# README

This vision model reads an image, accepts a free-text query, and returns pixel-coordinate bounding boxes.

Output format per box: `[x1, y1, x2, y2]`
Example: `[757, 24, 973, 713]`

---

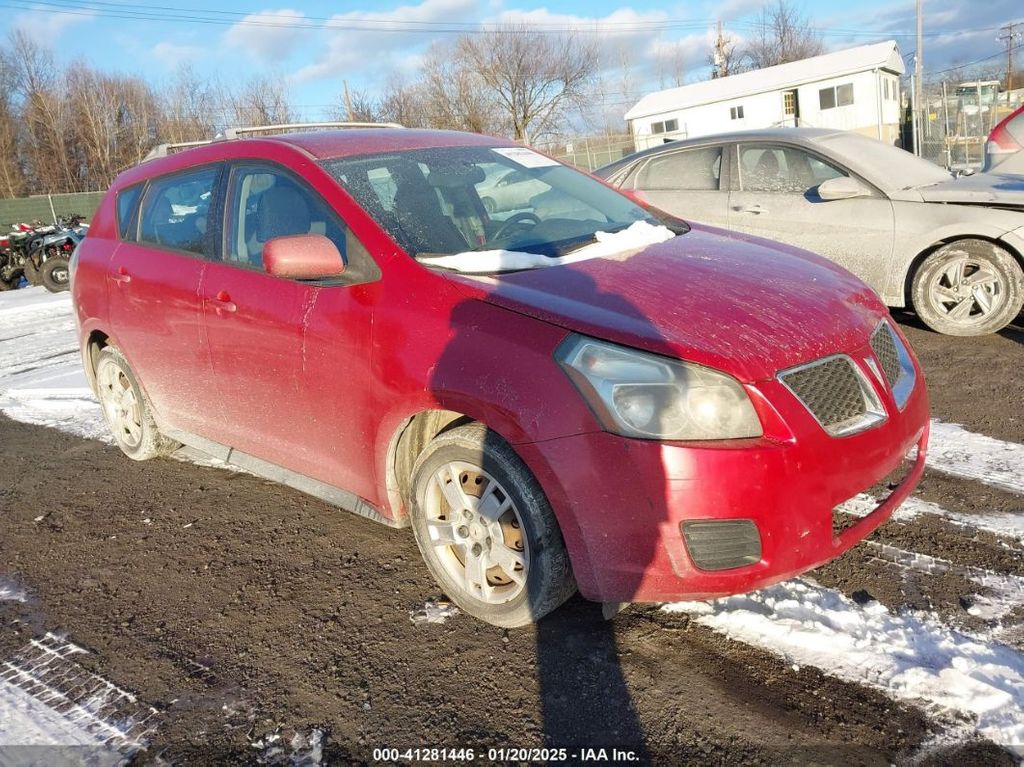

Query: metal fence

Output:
[0, 191, 104, 226]
[535, 134, 636, 172]
[914, 84, 1023, 170]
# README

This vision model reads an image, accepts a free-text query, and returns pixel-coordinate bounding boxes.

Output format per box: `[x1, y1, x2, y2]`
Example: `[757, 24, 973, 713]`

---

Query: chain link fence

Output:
[914, 82, 1023, 170]
[535, 134, 636, 172]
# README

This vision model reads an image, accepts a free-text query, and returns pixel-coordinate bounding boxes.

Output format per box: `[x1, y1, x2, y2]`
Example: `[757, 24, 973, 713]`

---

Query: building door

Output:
[783, 90, 799, 127]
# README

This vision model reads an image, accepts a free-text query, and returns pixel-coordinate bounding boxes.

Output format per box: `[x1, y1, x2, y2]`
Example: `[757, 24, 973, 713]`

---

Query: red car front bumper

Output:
[517, 352, 930, 604]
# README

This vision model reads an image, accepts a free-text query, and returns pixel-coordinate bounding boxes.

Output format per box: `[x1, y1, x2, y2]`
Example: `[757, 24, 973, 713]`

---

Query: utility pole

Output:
[343, 80, 354, 121]
[999, 22, 1022, 92]
[713, 20, 727, 79]
[912, 0, 923, 156]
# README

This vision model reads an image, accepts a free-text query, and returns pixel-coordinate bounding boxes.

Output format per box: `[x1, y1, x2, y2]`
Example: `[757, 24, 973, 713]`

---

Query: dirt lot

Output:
[0, 306, 1022, 764]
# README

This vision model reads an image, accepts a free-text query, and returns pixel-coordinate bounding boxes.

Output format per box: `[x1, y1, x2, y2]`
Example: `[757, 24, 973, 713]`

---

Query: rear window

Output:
[117, 184, 143, 240]
[138, 166, 220, 257]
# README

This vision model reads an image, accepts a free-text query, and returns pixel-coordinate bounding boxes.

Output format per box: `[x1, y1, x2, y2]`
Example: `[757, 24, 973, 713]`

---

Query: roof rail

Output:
[143, 121, 404, 162]
[218, 121, 405, 139]
[144, 138, 218, 161]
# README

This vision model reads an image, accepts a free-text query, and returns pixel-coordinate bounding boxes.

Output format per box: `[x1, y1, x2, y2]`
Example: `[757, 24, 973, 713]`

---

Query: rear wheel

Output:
[22, 257, 40, 286]
[911, 239, 1024, 336]
[94, 347, 178, 460]
[408, 423, 576, 627]
[40, 257, 70, 292]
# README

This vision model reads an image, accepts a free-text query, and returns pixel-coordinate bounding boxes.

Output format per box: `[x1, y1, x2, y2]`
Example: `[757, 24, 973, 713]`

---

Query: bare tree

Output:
[377, 76, 429, 128]
[0, 51, 22, 197]
[419, 43, 503, 134]
[743, 0, 824, 70]
[227, 74, 294, 127]
[158, 65, 222, 143]
[329, 86, 379, 123]
[708, 27, 744, 78]
[454, 25, 598, 143]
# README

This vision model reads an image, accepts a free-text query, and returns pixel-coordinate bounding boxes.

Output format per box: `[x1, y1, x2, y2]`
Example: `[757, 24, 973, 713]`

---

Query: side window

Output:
[138, 167, 219, 256]
[223, 164, 379, 284]
[117, 184, 143, 240]
[636, 146, 722, 191]
[739, 144, 847, 194]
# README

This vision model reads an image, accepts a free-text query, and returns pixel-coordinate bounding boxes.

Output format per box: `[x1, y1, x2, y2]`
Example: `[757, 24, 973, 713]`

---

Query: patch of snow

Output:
[418, 220, 675, 273]
[664, 580, 1024, 754]
[410, 597, 459, 625]
[928, 420, 1024, 496]
[839, 492, 1024, 546]
[0, 578, 27, 603]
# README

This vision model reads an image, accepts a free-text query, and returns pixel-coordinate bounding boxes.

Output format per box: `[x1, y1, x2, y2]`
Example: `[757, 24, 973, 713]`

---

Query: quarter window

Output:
[138, 166, 219, 257]
[116, 183, 143, 240]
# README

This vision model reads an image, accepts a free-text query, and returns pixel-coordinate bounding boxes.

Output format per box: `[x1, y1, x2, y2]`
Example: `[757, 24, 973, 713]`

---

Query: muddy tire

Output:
[22, 257, 40, 286]
[0, 275, 18, 291]
[94, 346, 178, 461]
[911, 239, 1024, 336]
[40, 257, 70, 293]
[408, 422, 576, 628]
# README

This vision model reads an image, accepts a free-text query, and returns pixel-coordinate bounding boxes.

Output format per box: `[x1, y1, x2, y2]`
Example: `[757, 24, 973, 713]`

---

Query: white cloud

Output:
[224, 8, 311, 64]
[13, 6, 97, 38]
[292, 0, 480, 84]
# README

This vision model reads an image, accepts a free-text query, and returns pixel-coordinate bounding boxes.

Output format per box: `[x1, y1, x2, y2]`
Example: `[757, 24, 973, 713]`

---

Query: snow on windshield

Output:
[417, 220, 676, 274]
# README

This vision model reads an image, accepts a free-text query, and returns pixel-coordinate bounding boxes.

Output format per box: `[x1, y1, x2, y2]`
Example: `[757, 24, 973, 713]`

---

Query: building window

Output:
[884, 79, 890, 100]
[783, 91, 796, 116]
[730, 105, 745, 120]
[819, 83, 854, 110]
[650, 118, 679, 134]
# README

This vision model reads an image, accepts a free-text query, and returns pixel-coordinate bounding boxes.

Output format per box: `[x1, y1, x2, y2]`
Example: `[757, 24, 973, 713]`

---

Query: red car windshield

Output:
[321, 146, 683, 262]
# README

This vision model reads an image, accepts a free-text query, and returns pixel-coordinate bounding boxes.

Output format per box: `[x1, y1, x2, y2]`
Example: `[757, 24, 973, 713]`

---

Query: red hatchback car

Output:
[71, 126, 929, 627]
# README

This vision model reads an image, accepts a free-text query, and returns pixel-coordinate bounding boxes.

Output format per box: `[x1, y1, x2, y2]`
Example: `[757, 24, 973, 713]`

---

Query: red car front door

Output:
[200, 162, 381, 498]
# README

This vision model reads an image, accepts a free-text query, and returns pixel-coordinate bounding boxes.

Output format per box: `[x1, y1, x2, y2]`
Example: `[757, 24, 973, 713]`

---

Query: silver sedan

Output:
[595, 128, 1024, 336]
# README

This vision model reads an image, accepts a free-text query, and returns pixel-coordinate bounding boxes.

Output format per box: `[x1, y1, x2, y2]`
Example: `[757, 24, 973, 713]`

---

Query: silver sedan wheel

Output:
[926, 256, 1006, 325]
[421, 460, 529, 605]
[96, 358, 143, 449]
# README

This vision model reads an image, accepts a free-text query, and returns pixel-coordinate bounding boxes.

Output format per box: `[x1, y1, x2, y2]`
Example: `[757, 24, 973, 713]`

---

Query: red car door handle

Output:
[110, 266, 131, 284]
[209, 290, 237, 314]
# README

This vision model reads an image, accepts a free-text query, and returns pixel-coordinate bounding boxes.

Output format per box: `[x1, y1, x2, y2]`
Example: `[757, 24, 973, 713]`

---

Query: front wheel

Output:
[40, 257, 70, 292]
[911, 239, 1024, 336]
[409, 423, 576, 628]
[94, 347, 178, 460]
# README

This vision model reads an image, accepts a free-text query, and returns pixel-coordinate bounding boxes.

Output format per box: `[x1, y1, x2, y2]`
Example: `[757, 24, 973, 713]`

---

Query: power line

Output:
[928, 41, 1024, 76]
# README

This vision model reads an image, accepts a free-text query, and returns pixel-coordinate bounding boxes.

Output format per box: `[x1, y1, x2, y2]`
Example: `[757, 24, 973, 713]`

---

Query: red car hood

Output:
[441, 224, 886, 383]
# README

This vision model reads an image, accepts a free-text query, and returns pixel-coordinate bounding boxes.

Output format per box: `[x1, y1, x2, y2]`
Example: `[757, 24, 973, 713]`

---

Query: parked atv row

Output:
[0, 215, 87, 293]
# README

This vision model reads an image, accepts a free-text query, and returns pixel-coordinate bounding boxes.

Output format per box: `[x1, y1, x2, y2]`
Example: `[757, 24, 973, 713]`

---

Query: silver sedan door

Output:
[625, 144, 730, 228]
[727, 142, 897, 296]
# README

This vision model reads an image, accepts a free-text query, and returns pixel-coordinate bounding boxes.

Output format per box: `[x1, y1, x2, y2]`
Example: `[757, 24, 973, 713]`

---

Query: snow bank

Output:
[665, 580, 1024, 754]
[418, 220, 675, 273]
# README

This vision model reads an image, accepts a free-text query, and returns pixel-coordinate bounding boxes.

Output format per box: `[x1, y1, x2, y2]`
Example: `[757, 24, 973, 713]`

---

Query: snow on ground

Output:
[664, 580, 1024, 755]
[928, 420, 1024, 496]
[840, 493, 1024, 546]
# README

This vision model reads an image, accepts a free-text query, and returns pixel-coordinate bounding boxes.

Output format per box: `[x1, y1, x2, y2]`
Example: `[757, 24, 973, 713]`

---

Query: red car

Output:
[70, 126, 929, 627]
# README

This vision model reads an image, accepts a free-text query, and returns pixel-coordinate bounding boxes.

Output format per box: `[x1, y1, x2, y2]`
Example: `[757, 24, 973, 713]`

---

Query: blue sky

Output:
[8, 0, 1022, 121]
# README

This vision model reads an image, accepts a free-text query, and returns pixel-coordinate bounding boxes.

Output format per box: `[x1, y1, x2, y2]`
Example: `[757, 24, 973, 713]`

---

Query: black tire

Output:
[911, 239, 1024, 336]
[0, 274, 18, 291]
[94, 346, 178, 461]
[408, 422, 576, 628]
[40, 257, 70, 292]
[22, 257, 40, 286]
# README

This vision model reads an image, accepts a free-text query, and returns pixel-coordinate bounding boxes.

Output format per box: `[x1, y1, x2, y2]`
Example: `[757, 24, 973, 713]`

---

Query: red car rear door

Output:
[106, 164, 222, 435]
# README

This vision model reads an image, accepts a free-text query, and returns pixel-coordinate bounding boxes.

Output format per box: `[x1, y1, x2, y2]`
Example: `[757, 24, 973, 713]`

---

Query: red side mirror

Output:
[263, 234, 345, 280]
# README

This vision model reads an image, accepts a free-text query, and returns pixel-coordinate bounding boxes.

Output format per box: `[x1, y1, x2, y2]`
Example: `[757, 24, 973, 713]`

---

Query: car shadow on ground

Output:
[891, 308, 1024, 345]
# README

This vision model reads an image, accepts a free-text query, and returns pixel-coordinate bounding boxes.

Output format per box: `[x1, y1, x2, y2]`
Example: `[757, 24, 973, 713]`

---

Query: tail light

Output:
[63, 242, 73, 251]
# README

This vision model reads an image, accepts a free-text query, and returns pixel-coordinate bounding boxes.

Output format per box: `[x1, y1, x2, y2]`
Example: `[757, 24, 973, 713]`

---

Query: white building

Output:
[625, 41, 905, 150]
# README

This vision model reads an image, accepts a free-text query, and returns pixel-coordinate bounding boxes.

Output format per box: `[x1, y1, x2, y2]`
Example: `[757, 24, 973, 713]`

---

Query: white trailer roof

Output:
[625, 40, 904, 121]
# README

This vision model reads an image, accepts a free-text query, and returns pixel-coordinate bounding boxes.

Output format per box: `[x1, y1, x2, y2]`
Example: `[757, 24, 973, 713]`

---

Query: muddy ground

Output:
[0, 310, 1022, 765]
